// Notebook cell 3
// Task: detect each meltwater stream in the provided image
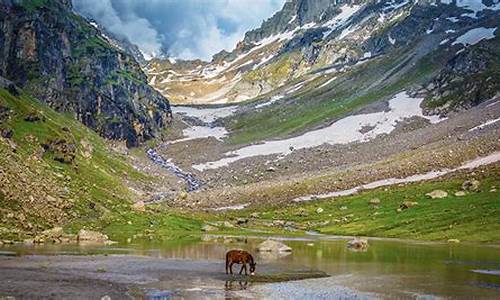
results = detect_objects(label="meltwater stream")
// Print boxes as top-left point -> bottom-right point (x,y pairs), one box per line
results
146,148 -> 202,192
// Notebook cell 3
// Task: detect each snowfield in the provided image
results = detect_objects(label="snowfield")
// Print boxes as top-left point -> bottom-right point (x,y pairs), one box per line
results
173,105 -> 237,123
452,27 -> 497,46
193,92 -> 445,171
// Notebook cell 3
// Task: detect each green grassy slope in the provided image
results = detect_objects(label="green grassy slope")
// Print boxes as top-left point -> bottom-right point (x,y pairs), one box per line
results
226,45 -> 447,145
0,88 -> 200,242
218,166 -> 500,243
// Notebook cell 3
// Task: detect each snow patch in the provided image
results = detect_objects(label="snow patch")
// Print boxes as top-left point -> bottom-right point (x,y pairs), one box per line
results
168,126 -> 229,144
318,76 -> 337,89
294,151 -> 500,202
452,27 -> 497,46
440,38 -> 450,45
388,35 -> 396,45
174,106 -> 237,123
212,203 -> 249,211
193,92 -> 445,171
322,4 -> 362,38
456,0 -> 500,18
255,95 -> 285,109
468,117 -> 500,131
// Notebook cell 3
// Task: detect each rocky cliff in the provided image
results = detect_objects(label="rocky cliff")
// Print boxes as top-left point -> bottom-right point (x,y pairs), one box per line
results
0,0 -> 171,146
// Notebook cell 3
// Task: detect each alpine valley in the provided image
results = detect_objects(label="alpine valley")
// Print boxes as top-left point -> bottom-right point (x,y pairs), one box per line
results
0,0 -> 499,298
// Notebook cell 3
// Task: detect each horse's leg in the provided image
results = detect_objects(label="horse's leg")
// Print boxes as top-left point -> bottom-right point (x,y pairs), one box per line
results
239,263 -> 245,275
226,258 -> 229,274
244,264 -> 248,275
229,262 -> 234,275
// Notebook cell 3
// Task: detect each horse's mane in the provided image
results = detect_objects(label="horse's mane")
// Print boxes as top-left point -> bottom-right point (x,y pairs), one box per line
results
248,253 -> 255,264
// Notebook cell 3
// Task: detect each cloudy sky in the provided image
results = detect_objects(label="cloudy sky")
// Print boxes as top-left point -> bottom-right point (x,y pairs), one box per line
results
72,0 -> 285,61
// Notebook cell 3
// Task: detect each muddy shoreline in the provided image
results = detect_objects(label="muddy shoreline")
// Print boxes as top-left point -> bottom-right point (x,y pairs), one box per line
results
0,254 -> 342,299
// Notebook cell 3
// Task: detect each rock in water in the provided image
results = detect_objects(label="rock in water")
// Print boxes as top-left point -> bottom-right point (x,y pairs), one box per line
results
426,190 -> 448,199
257,240 -> 292,252
447,239 -> 460,243
77,229 -> 112,243
462,179 -> 480,192
347,238 -> 369,251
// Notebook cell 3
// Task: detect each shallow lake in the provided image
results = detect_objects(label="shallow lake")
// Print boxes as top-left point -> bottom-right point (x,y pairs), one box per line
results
1,235 -> 500,299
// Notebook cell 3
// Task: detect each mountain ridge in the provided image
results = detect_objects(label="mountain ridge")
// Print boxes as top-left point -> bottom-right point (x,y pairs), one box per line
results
145,0 -> 499,111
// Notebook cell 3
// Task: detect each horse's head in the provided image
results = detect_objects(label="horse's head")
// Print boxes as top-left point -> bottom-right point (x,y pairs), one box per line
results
249,262 -> 257,275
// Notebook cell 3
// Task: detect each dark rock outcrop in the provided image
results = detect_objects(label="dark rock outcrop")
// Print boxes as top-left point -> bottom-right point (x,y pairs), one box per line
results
0,0 -> 171,146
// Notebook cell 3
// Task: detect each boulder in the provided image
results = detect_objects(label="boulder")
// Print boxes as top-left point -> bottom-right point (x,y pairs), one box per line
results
223,221 -> 235,228
369,198 -> 381,205
132,201 -> 146,212
33,227 -> 64,243
272,220 -> 285,227
7,139 -> 17,152
236,217 -> 248,225
426,190 -> 448,199
77,229 -> 111,243
41,138 -> 76,164
201,224 -> 218,232
41,227 -> 64,239
447,239 -> 460,243
0,128 -> 13,139
316,207 -> 324,214
462,179 -> 480,192
257,239 -> 292,252
24,112 -> 43,122
454,191 -> 466,197
250,212 -> 260,219
347,238 -> 369,251
399,201 -> 418,211
80,139 -> 94,159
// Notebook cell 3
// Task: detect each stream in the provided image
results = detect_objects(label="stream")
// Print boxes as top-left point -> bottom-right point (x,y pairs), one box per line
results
146,147 -> 202,192
144,105 -> 238,192
1,236 -> 499,299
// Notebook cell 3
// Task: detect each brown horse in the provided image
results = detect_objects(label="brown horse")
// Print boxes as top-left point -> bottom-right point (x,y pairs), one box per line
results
225,250 -> 256,275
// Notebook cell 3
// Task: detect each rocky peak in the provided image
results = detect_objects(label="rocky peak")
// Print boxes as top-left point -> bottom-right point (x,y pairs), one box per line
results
0,0 -> 171,147
243,0 -> 357,43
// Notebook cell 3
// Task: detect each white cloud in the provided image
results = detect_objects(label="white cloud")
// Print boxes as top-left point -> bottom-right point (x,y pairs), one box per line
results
73,0 -> 285,61
73,0 -> 163,60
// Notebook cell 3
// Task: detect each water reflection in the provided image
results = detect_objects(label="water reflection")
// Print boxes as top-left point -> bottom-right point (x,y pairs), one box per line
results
2,235 -> 500,298
224,280 -> 250,291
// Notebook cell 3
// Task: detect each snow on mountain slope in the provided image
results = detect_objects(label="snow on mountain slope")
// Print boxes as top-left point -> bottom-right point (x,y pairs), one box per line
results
193,92 -> 444,171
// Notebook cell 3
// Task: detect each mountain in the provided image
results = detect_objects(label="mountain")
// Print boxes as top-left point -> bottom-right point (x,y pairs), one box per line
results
0,0 -> 171,147
86,19 -> 147,65
146,0 -> 499,109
